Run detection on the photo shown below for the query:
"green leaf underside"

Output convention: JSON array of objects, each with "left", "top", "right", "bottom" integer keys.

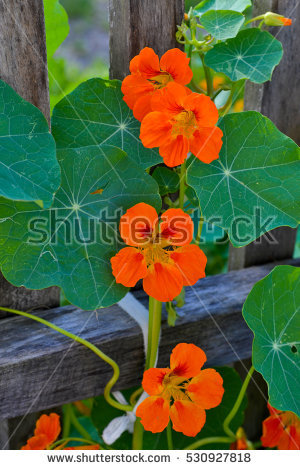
[
  {"left": 51, "top": 78, "right": 162, "bottom": 170},
  {"left": 0, "top": 145, "right": 161, "bottom": 310},
  {"left": 91, "top": 367, "right": 246, "bottom": 450},
  {"left": 152, "top": 167, "right": 180, "bottom": 196},
  {"left": 205, "top": 29, "right": 283, "bottom": 83},
  {"left": 201, "top": 10, "right": 245, "bottom": 40},
  {"left": 243, "top": 266, "right": 300, "bottom": 416},
  {"left": 195, "top": 0, "right": 251, "bottom": 15},
  {"left": 43, "top": 0, "right": 69, "bottom": 59},
  {"left": 0, "top": 80, "right": 60, "bottom": 208},
  {"left": 187, "top": 111, "right": 300, "bottom": 247}
]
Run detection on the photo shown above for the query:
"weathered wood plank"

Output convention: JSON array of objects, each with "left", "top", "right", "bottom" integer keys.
[
  {"left": 0, "top": 0, "right": 60, "bottom": 316},
  {"left": 228, "top": 0, "right": 299, "bottom": 270},
  {"left": 0, "top": 258, "right": 299, "bottom": 419},
  {"left": 109, "top": 0, "right": 185, "bottom": 79}
]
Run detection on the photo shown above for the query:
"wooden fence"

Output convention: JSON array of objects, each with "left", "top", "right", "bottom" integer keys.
[{"left": 0, "top": 0, "right": 299, "bottom": 449}]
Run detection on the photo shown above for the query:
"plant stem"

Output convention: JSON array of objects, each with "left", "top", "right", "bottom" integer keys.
[
  {"left": 148, "top": 297, "right": 162, "bottom": 368},
  {"left": 200, "top": 53, "right": 213, "bottom": 98},
  {"left": 50, "top": 437, "right": 99, "bottom": 450},
  {"left": 223, "top": 365, "right": 255, "bottom": 438},
  {"left": 167, "top": 422, "right": 174, "bottom": 450},
  {"left": 69, "top": 406, "right": 93, "bottom": 441},
  {"left": 195, "top": 207, "right": 204, "bottom": 245},
  {"left": 130, "top": 387, "right": 143, "bottom": 406},
  {"left": 184, "top": 436, "right": 234, "bottom": 450},
  {"left": 132, "top": 297, "right": 162, "bottom": 450},
  {"left": 244, "top": 15, "right": 265, "bottom": 26},
  {"left": 0, "top": 306, "right": 132, "bottom": 413},
  {"left": 218, "top": 85, "right": 235, "bottom": 117},
  {"left": 62, "top": 404, "right": 72, "bottom": 439},
  {"left": 179, "top": 160, "right": 187, "bottom": 210},
  {"left": 132, "top": 418, "right": 144, "bottom": 450}
]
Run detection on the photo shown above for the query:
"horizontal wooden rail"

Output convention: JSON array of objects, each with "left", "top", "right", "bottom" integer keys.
[{"left": 0, "top": 258, "right": 299, "bottom": 419}]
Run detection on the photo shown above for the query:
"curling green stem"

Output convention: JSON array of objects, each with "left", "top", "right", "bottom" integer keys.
[
  {"left": 200, "top": 53, "right": 213, "bottom": 98},
  {"left": 184, "top": 436, "right": 234, "bottom": 450},
  {"left": 69, "top": 406, "right": 93, "bottom": 441},
  {"left": 244, "top": 15, "right": 265, "bottom": 26},
  {"left": 179, "top": 160, "right": 187, "bottom": 210},
  {"left": 0, "top": 306, "right": 132, "bottom": 413},
  {"left": 167, "top": 422, "right": 173, "bottom": 450},
  {"left": 50, "top": 437, "right": 99, "bottom": 450},
  {"left": 223, "top": 366, "right": 255, "bottom": 438}
]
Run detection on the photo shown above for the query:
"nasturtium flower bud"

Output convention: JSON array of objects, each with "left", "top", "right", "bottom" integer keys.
[{"left": 264, "top": 12, "right": 292, "bottom": 26}]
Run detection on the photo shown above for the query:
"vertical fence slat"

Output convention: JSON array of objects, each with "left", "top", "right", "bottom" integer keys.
[
  {"left": 0, "top": 0, "right": 60, "bottom": 448},
  {"left": 228, "top": 0, "right": 299, "bottom": 270},
  {"left": 0, "top": 0, "right": 60, "bottom": 318},
  {"left": 109, "top": 0, "right": 185, "bottom": 80}
]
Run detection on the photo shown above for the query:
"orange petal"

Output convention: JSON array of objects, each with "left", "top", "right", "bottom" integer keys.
[
  {"left": 143, "top": 262, "right": 183, "bottom": 302},
  {"left": 142, "top": 367, "right": 171, "bottom": 395},
  {"left": 184, "top": 93, "right": 219, "bottom": 127},
  {"left": 133, "top": 47, "right": 160, "bottom": 78},
  {"left": 170, "top": 343, "right": 206, "bottom": 377},
  {"left": 170, "top": 400, "right": 206, "bottom": 437},
  {"left": 151, "top": 82, "right": 188, "bottom": 113},
  {"left": 119, "top": 203, "right": 158, "bottom": 247},
  {"left": 187, "top": 368, "right": 224, "bottom": 409},
  {"left": 111, "top": 247, "right": 147, "bottom": 287},
  {"left": 133, "top": 94, "right": 153, "bottom": 121},
  {"left": 35, "top": 413, "right": 61, "bottom": 444},
  {"left": 140, "top": 111, "right": 172, "bottom": 149},
  {"left": 159, "top": 135, "right": 189, "bottom": 167},
  {"left": 121, "top": 75, "right": 153, "bottom": 110},
  {"left": 21, "top": 434, "right": 49, "bottom": 450},
  {"left": 136, "top": 396, "right": 170, "bottom": 433},
  {"left": 261, "top": 415, "right": 284, "bottom": 448},
  {"left": 160, "top": 209, "right": 194, "bottom": 246},
  {"left": 171, "top": 244, "right": 207, "bottom": 285},
  {"left": 160, "top": 49, "right": 193, "bottom": 85},
  {"left": 189, "top": 127, "right": 223, "bottom": 164}
]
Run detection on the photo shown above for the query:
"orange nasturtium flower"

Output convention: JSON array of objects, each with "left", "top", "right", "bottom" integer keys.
[
  {"left": 136, "top": 343, "right": 224, "bottom": 437},
  {"left": 22, "top": 413, "right": 61, "bottom": 450},
  {"left": 121, "top": 47, "right": 193, "bottom": 121},
  {"left": 261, "top": 404, "right": 300, "bottom": 450},
  {"left": 21, "top": 413, "right": 100, "bottom": 450},
  {"left": 111, "top": 203, "right": 207, "bottom": 302},
  {"left": 140, "top": 82, "right": 223, "bottom": 167}
]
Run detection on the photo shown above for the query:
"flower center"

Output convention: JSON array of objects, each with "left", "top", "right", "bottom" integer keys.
[
  {"left": 142, "top": 243, "right": 170, "bottom": 266},
  {"left": 171, "top": 110, "right": 197, "bottom": 139},
  {"left": 149, "top": 72, "right": 173, "bottom": 89},
  {"left": 162, "top": 373, "right": 189, "bottom": 402}
]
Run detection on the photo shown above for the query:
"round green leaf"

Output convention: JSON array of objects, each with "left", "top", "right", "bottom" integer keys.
[
  {"left": 51, "top": 78, "right": 162, "bottom": 170},
  {"left": 201, "top": 10, "right": 245, "bottom": 40},
  {"left": 187, "top": 111, "right": 300, "bottom": 247},
  {"left": 195, "top": 0, "right": 251, "bottom": 15},
  {"left": 43, "top": 0, "right": 69, "bottom": 59},
  {"left": 243, "top": 265, "right": 300, "bottom": 416},
  {"left": 0, "top": 145, "right": 161, "bottom": 310},
  {"left": 205, "top": 28, "right": 283, "bottom": 83},
  {"left": 0, "top": 80, "right": 60, "bottom": 208},
  {"left": 152, "top": 167, "right": 180, "bottom": 196}
]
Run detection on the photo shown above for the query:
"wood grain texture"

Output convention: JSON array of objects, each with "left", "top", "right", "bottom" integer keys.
[
  {"left": 0, "top": 0, "right": 50, "bottom": 123},
  {"left": 228, "top": 0, "right": 299, "bottom": 270},
  {"left": 109, "top": 0, "right": 185, "bottom": 79},
  {"left": 0, "top": 0, "right": 60, "bottom": 316},
  {"left": 0, "top": 258, "right": 299, "bottom": 419}
]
